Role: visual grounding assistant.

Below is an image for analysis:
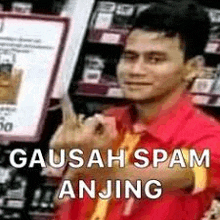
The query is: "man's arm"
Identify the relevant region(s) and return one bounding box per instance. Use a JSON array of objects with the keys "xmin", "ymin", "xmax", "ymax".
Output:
[{"xmin": 114, "ymin": 160, "xmax": 195, "ymax": 192}]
